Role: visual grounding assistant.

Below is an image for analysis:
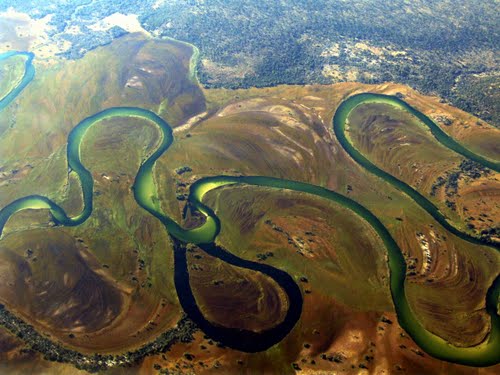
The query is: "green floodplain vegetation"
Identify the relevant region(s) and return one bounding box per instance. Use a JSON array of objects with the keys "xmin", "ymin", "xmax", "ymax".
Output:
[
  {"xmin": 0, "ymin": 36, "xmax": 204, "ymax": 353},
  {"xmin": 0, "ymin": 54, "xmax": 26, "ymax": 103},
  {"xmin": 0, "ymin": 33, "xmax": 499, "ymax": 372},
  {"xmin": 347, "ymin": 103, "xmax": 492, "ymax": 234}
]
